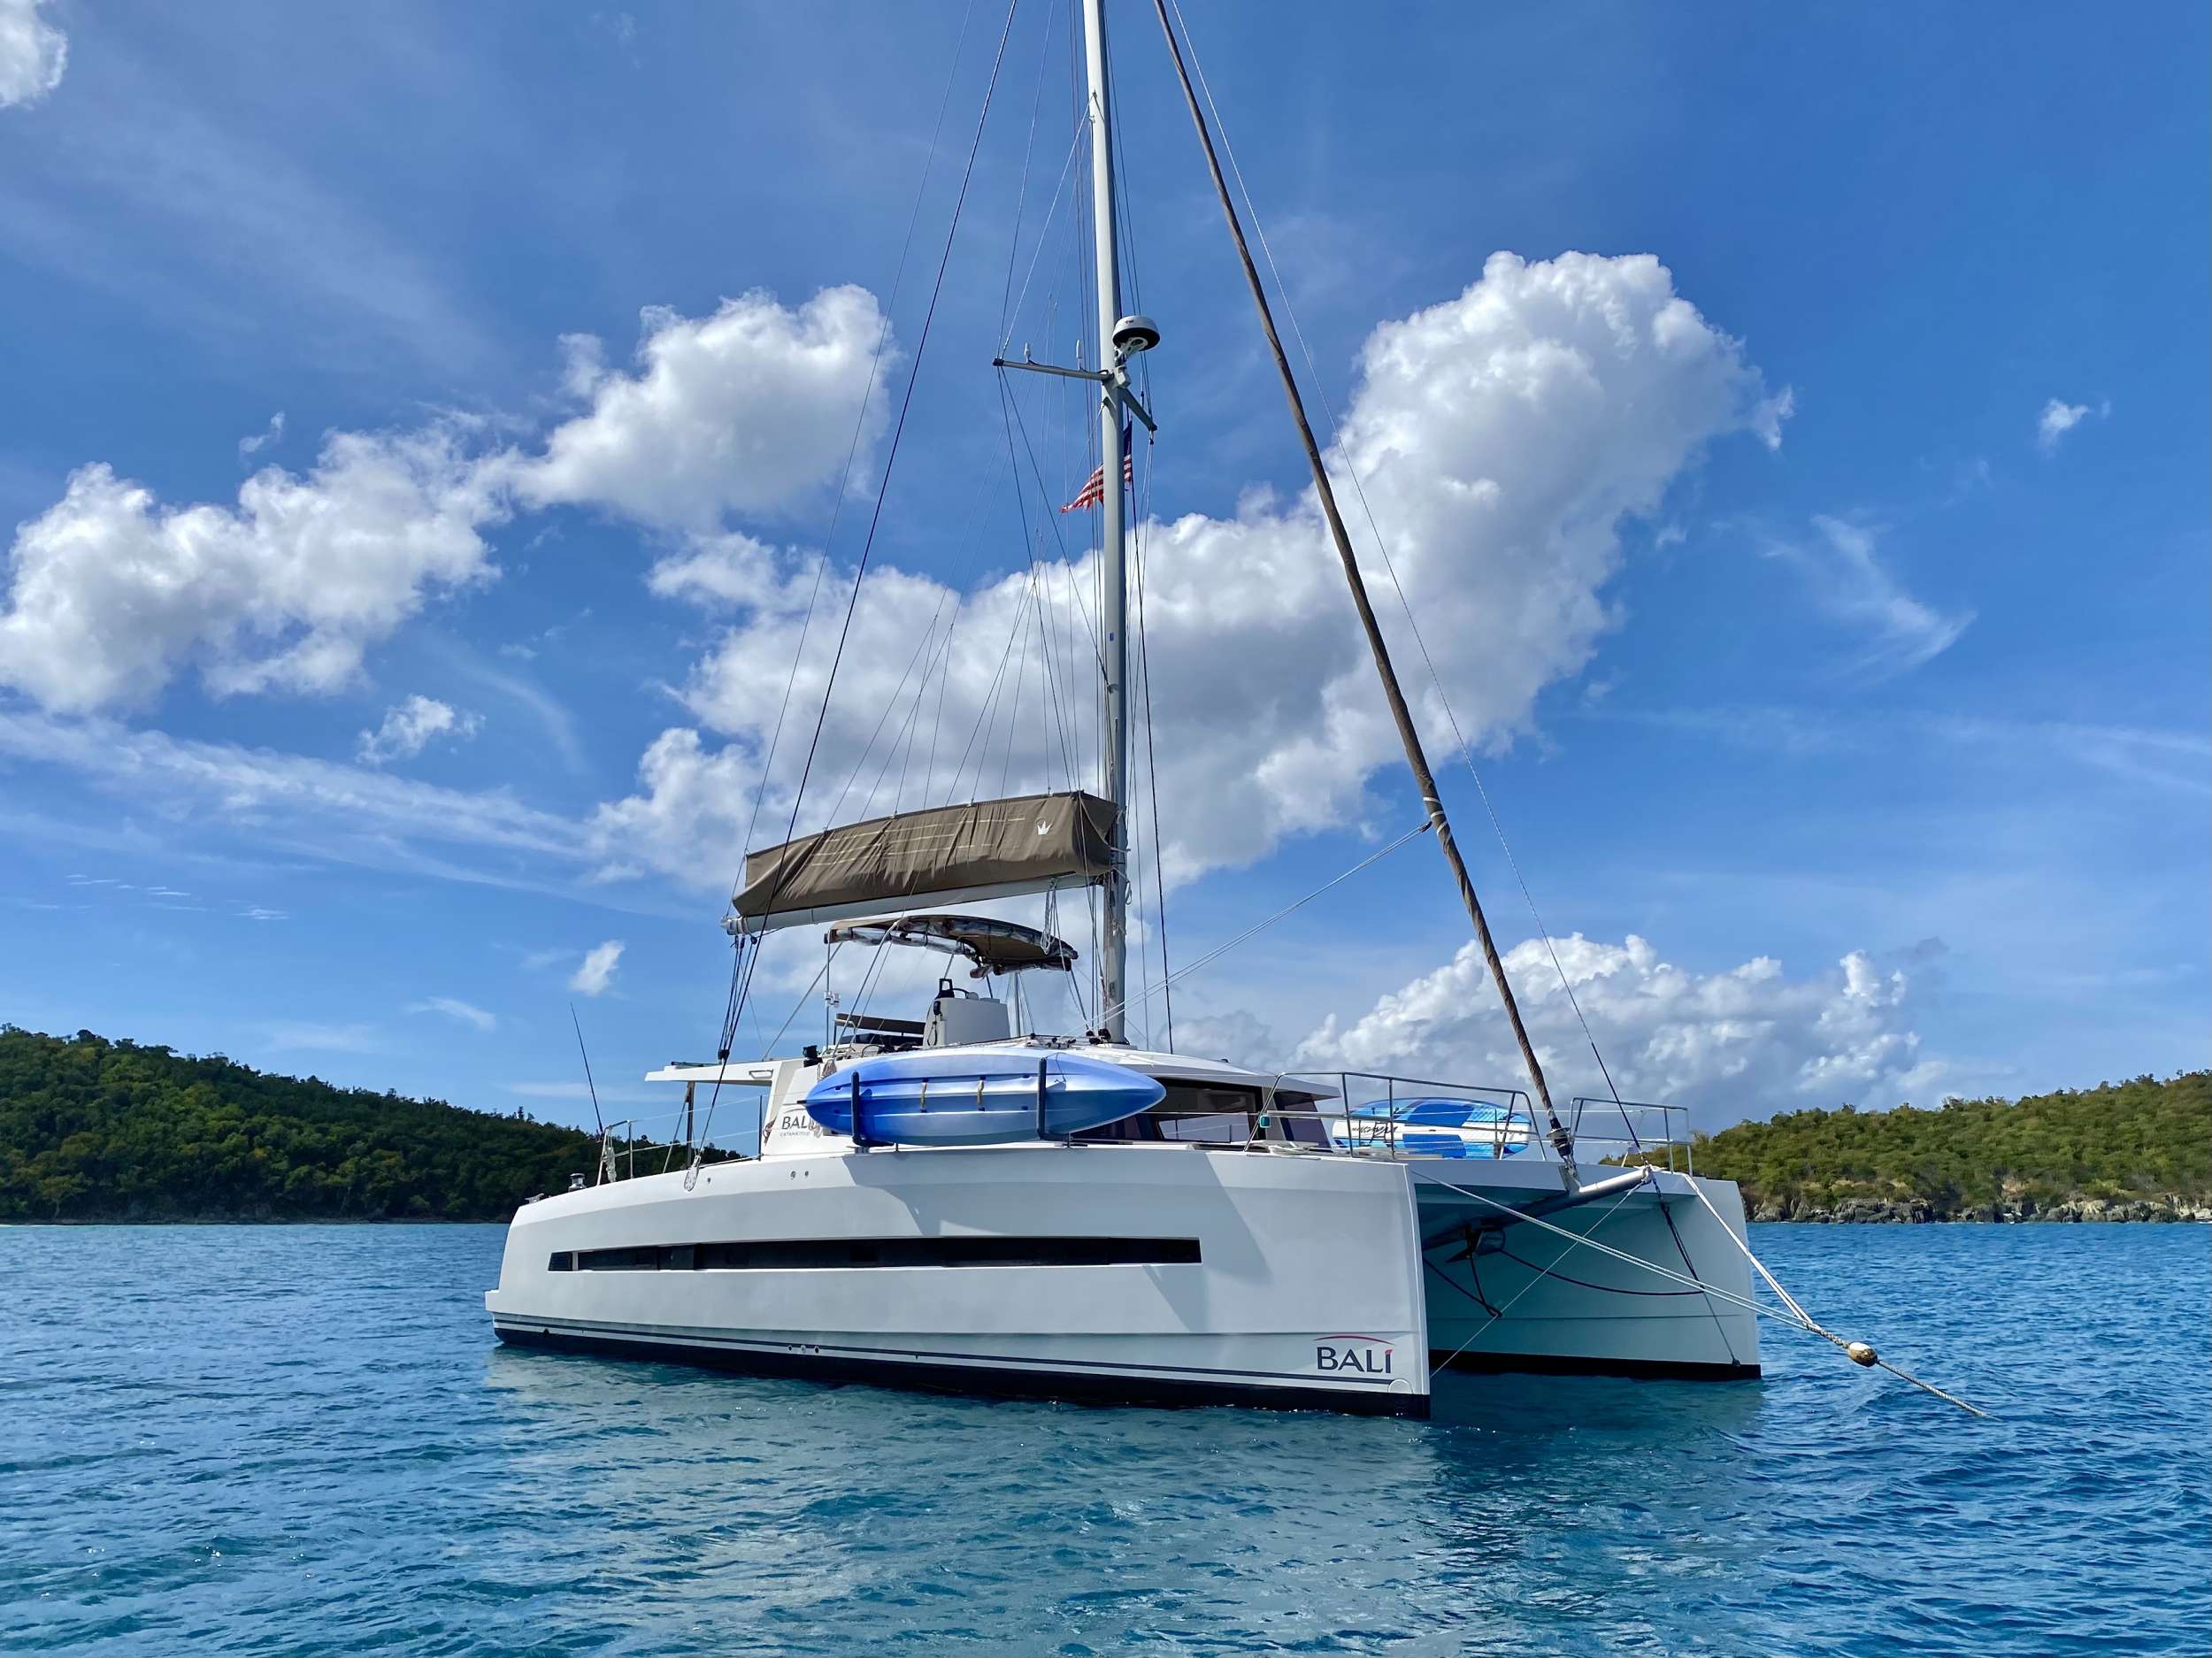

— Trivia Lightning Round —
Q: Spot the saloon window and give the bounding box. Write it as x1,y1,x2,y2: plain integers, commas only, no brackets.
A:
1152,1084,1260,1145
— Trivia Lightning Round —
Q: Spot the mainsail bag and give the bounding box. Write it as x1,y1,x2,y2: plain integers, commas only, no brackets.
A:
732,791,1117,932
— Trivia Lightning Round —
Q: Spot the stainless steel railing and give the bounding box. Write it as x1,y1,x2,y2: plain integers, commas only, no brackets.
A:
1567,1095,1695,1174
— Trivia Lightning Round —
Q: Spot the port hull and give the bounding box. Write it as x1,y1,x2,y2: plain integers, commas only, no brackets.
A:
488,1144,1434,1416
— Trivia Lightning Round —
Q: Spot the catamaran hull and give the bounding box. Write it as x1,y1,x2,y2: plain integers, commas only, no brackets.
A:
487,1147,1762,1413
487,1144,1433,1416
1414,1167,1763,1379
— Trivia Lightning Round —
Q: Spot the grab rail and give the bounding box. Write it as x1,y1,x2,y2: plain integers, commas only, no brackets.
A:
1567,1095,1695,1174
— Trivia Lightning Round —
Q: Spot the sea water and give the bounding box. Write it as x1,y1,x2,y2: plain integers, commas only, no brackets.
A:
3,1224,2205,1656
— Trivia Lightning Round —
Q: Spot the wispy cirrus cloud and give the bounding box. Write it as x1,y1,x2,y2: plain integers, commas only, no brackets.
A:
0,706,588,863
1758,516,1972,681
408,995,497,1032
260,1020,378,1053
1605,703,2210,796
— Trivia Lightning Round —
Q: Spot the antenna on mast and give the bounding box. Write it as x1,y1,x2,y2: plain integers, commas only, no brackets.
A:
570,1002,614,1186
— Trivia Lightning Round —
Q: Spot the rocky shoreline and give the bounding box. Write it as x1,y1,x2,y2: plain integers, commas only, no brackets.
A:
1749,1195,2212,1224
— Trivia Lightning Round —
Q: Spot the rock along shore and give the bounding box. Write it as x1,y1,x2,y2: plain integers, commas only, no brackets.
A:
1749,1195,2212,1224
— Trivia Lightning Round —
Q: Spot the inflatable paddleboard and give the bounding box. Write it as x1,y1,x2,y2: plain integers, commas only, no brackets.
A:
1330,1097,1531,1160
804,1048,1164,1146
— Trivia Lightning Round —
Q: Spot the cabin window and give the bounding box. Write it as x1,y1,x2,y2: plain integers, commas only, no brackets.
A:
573,1244,660,1271
1152,1084,1260,1145
564,1236,1199,1270
547,1251,573,1272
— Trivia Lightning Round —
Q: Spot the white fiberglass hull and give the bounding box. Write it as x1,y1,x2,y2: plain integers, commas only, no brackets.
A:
486,1143,1761,1416
1410,1162,1762,1379
487,1143,1432,1416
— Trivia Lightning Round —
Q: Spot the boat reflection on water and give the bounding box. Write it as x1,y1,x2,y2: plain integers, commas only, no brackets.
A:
480,1336,1781,1648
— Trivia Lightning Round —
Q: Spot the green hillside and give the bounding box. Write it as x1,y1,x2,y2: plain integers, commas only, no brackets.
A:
0,1026,640,1222
1686,1071,2211,1220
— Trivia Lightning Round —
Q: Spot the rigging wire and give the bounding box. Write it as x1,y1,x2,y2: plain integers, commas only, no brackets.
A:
823,592,951,825
736,0,1019,934
736,0,984,872
1427,1179,1652,1376
703,0,984,1145
998,114,1091,356
996,377,1081,792
1130,436,1173,1048
1096,818,1432,1032
1161,0,1622,1109
999,0,1057,338
697,0,1021,1155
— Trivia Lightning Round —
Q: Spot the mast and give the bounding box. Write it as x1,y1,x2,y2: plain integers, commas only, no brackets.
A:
1082,0,1132,1041
1148,0,1578,1171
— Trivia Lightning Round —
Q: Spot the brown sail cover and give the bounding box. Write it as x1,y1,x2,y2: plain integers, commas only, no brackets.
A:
733,791,1116,931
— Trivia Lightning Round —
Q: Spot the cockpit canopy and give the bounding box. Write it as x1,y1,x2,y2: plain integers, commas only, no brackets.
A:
824,912,1078,979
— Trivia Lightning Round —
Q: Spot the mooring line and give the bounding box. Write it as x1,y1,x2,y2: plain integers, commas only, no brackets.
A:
1409,1169,1988,1416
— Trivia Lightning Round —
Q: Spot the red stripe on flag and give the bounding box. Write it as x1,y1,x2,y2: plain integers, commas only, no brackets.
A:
1057,430,1134,511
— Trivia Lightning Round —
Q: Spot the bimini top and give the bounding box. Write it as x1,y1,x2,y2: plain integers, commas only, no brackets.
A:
825,913,1079,978
731,791,1116,933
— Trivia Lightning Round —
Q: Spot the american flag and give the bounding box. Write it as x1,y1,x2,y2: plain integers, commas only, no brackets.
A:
1060,426,1134,512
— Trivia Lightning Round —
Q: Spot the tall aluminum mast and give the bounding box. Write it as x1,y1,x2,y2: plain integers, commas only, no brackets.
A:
1081,0,1132,1041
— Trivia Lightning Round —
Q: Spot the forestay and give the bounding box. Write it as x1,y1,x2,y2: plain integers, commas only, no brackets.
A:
732,791,1117,933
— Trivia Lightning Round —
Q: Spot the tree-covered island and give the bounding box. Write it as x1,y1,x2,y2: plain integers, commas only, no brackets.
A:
0,1026,687,1222
1676,1071,2210,1222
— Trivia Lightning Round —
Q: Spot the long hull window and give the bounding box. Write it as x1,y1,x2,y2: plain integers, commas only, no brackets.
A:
548,1236,1200,1273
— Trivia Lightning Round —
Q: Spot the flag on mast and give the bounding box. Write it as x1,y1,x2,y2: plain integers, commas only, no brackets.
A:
1060,426,1134,512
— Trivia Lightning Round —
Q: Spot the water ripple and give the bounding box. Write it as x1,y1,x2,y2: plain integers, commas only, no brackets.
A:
0,1223,2204,1654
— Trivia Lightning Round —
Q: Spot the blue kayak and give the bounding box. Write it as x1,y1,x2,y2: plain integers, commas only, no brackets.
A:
1329,1097,1532,1160
803,1049,1164,1147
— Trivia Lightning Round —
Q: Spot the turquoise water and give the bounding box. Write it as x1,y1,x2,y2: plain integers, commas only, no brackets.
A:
3,1224,2205,1655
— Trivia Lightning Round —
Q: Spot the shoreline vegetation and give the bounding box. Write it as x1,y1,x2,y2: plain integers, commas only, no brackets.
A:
0,1027,716,1224
1660,1071,2210,1224
3,1026,2206,1225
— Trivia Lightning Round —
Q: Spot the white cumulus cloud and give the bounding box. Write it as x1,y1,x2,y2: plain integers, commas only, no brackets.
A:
0,0,66,110
0,426,507,713
0,288,887,717
594,250,1790,888
1294,932,1939,1126
518,287,890,529
569,939,625,996
2035,396,2108,454
357,695,482,766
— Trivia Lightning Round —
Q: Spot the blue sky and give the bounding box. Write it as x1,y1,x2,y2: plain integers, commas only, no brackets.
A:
0,0,2203,1148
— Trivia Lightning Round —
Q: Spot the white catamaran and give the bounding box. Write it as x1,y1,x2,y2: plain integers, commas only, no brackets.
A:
486,0,1767,1418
